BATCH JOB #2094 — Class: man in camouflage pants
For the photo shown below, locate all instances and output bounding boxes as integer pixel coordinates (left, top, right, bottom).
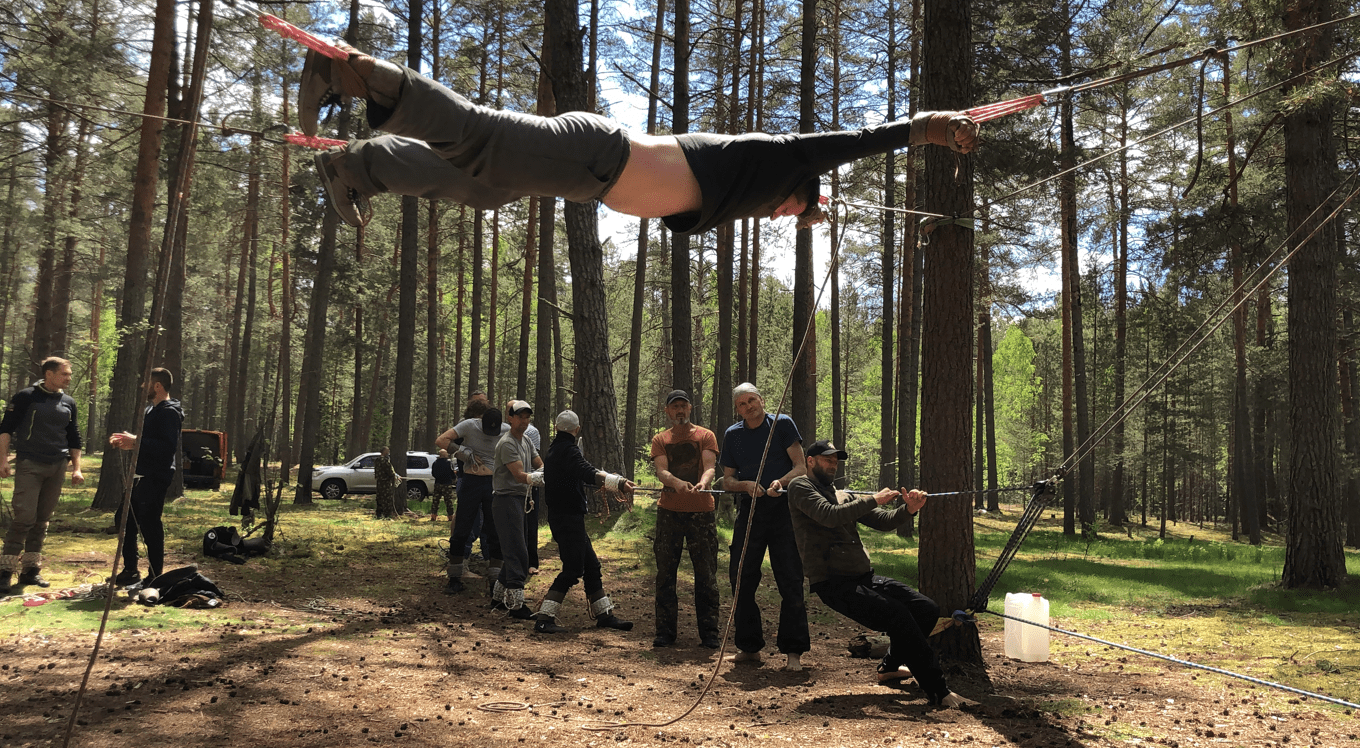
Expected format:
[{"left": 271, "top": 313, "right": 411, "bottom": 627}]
[
  {"left": 649, "top": 390, "right": 722, "bottom": 649},
  {"left": 374, "top": 446, "right": 398, "bottom": 518}
]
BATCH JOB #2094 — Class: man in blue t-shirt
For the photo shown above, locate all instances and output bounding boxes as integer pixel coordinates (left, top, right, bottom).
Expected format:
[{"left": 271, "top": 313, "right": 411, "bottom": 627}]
[{"left": 719, "top": 382, "right": 810, "bottom": 671}]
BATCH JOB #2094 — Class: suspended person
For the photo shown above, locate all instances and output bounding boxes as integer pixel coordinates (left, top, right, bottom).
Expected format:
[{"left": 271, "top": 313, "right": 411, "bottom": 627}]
[
  {"left": 296, "top": 46, "right": 978, "bottom": 231},
  {"left": 649, "top": 389, "right": 722, "bottom": 649},
  {"left": 430, "top": 448, "right": 456, "bottom": 522},
  {"left": 436, "top": 403, "right": 509, "bottom": 593},
  {"left": 786, "top": 440, "right": 973, "bottom": 708},
  {"left": 488, "top": 400, "right": 543, "bottom": 619},
  {"left": 0, "top": 357, "right": 84, "bottom": 593},
  {"left": 720, "top": 382, "right": 809, "bottom": 671},
  {"left": 533, "top": 409, "right": 636, "bottom": 634},
  {"left": 108, "top": 367, "right": 185, "bottom": 588}
]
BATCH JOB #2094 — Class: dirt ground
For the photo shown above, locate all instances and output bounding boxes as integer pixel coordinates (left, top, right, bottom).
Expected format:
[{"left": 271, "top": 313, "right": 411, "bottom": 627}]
[{"left": 2, "top": 535, "right": 1357, "bottom": 748}]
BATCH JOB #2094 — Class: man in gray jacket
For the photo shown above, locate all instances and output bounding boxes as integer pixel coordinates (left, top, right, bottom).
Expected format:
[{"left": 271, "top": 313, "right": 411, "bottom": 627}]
[{"left": 786, "top": 440, "right": 970, "bottom": 708}]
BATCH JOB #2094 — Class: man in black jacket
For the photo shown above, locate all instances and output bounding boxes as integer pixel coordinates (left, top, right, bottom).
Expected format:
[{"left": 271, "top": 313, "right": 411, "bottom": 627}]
[
  {"left": 533, "top": 409, "right": 635, "bottom": 634},
  {"left": 108, "top": 368, "right": 185, "bottom": 588},
  {"left": 430, "top": 448, "right": 456, "bottom": 522},
  {"left": 0, "top": 357, "right": 84, "bottom": 593},
  {"left": 297, "top": 46, "right": 978, "bottom": 231}
]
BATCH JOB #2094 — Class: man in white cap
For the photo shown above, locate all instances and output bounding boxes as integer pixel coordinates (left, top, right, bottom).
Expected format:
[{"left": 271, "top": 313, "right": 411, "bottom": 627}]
[
  {"left": 533, "top": 409, "right": 636, "bottom": 634},
  {"left": 488, "top": 400, "right": 544, "bottom": 619},
  {"left": 786, "top": 439, "right": 972, "bottom": 708}
]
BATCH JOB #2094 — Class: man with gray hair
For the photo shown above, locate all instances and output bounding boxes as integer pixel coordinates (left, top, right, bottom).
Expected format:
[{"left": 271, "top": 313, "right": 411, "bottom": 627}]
[
  {"left": 719, "top": 382, "right": 810, "bottom": 671},
  {"left": 533, "top": 409, "right": 636, "bottom": 634}
]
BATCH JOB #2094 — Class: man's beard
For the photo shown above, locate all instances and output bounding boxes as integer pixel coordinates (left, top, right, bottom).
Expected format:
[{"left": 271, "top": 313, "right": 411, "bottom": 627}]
[
  {"left": 670, "top": 415, "right": 690, "bottom": 426},
  {"left": 811, "top": 466, "right": 836, "bottom": 485}
]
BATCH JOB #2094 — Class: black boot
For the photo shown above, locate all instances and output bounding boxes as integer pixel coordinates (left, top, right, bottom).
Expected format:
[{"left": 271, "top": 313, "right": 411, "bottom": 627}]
[
  {"left": 0, "top": 571, "right": 11, "bottom": 594},
  {"left": 114, "top": 567, "right": 142, "bottom": 588},
  {"left": 534, "top": 618, "right": 569, "bottom": 634},
  {"left": 595, "top": 613, "right": 633, "bottom": 631},
  {"left": 18, "top": 568, "right": 48, "bottom": 588}
]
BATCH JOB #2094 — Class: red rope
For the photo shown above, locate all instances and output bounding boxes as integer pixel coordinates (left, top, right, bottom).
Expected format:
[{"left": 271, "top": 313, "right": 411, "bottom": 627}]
[
  {"left": 258, "top": 14, "right": 348, "bottom": 59},
  {"left": 965, "top": 93, "right": 1046, "bottom": 123}
]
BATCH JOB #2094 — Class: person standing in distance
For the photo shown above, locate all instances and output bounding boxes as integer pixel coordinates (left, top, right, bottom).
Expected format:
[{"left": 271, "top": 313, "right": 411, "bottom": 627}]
[
  {"left": 108, "top": 367, "right": 184, "bottom": 588},
  {"left": 649, "top": 389, "right": 721, "bottom": 649},
  {"left": 0, "top": 357, "right": 84, "bottom": 593},
  {"left": 719, "top": 382, "right": 810, "bottom": 671}
]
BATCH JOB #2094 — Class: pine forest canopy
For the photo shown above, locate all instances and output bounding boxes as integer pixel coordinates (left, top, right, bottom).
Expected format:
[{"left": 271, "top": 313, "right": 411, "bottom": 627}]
[{"left": 0, "top": 0, "right": 1354, "bottom": 589}]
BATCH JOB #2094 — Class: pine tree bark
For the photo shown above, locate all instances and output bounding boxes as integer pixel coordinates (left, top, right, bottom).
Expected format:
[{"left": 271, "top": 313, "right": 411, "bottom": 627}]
[
  {"left": 670, "top": 0, "right": 694, "bottom": 406},
  {"left": 878, "top": 0, "right": 897, "bottom": 491},
  {"left": 1281, "top": 0, "right": 1344, "bottom": 588},
  {"left": 790, "top": 0, "right": 817, "bottom": 439},
  {"left": 544, "top": 0, "right": 624, "bottom": 474},
  {"left": 918, "top": 0, "right": 979, "bottom": 663},
  {"left": 91, "top": 0, "right": 177, "bottom": 510},
  {"left": 895, "top": 0, "right": 921, "bottom": 539}
]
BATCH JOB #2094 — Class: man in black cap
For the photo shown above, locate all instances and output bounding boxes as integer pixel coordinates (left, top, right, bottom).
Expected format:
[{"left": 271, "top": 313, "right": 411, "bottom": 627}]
[
  {"left": 786, "top": 439, "right": 972, "bottom": 708},
  {"left": 436, "top": 406, "right": 509, "bottom": 593},
  {"left": 296, "top": 46, "right": 978, "bottom": 231},
  {"left": 648, "top": 389, "right": 721, "bottom": 648},
  {"left": 533, "top": 409, "right": 636, "bottom": 634}
]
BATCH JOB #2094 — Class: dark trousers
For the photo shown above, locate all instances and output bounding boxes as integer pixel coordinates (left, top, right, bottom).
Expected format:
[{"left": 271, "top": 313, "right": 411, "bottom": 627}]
[
  {"left": 729, "top": 496, "right": 810, "bottom": 654},
  {"left": 546, "top": 512, "right": 602, "bottom": 597},
  {"left": 120, "top": 475, "right": 170, "bottom": 578},
  {"left": 341, "top": 69, "right": 630, "bottom": 208},
  {"left": 812, "top": 573, "right": 949, "bottom": 700},
  {"left": 449, "top": 474, "right": 500, "bottom": 565},
  {"left": 654, "top": 507, "right": 720, "bottom": 642}
]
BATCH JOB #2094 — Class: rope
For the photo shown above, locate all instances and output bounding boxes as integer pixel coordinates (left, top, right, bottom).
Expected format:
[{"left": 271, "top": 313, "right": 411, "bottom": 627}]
[
  {"left": 61, "top": 1, "right": 221, "bottom": 744},
  {"left": 1061, "top": 167, "right": 1360, "bottom": 478},
  {"left": 985, "top": 611, "right": 1360, "bottom": 711},
  {"left": 0, "top": 90, "right": 345, "bottom": 149}
]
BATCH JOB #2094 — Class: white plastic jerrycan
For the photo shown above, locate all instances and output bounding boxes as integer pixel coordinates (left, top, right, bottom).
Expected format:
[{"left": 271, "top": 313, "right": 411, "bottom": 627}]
[{"left": 1003, "top": 592, "right": 1050, "bottom": 662}]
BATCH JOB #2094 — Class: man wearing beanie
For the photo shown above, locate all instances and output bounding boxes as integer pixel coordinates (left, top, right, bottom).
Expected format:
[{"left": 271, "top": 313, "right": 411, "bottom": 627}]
[
  {"left": 533, "top": 409, "right": 636, "bottom": 634},
  {"left": 649, "top": 390, "right": 721, "bottom": 648}
]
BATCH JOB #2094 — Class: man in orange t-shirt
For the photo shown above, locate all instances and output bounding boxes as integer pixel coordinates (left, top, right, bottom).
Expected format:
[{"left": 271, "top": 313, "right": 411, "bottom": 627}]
[{"left": 649, "top": 390, "right": 721, "bottom": 648}]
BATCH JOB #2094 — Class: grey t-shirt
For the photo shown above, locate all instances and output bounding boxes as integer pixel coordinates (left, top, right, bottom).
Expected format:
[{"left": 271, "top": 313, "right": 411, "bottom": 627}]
[
  {"left": 453, "top": 418, "right": 510, "bottom": 474},
  {"left": 493, "top": 431, "right": 538, "bottom": 496}
]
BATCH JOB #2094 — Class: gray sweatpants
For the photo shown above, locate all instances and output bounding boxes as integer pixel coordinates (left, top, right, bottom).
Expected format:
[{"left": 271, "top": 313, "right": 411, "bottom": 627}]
[
  {"left": 337, "top": 68, "right": 631, "bottom": 209},
  {"left": 492, "top": 490, "right": 532, "bottom": 591}
]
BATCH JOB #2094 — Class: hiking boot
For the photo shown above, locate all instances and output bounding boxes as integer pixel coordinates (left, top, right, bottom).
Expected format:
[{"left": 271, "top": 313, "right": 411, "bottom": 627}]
[
  {"left": 18, "top": 568, "right": 49, "bottom": 588},
  {"left": 444, "top": 578, "right": 465, "bottom": 594},
  {"left": 0, "top": 571, "right": 11, "bottom": 594},
  {"left": 299, "top": 48, "right": 405, "bottom": 136},
  {"left": 699, "top": 636, "right": 721, "bottom": 649},
  {"left": 652, "top": 635, "right": 675, "bottom": 648},
  {"left": 314, "top": 149, "right": 372, "bottom": 228},
  {"left": 595, "top": 613, "right": 633, "bottom": 631},
  {"left": 114, "top": 567, "right": 142, "bottom": 588},
  {"left": 534, "top": 619, "right": 569, "bottom": 634},
  {"left": 506, "top": 605, "right": 534, "bottom": 620},
  {"left": 490, "top": 600, "right": 508, "bottom": 611}
]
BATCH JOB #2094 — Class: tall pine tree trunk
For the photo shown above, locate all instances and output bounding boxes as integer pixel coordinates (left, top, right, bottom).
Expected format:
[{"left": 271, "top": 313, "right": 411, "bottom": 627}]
[
  {"left": 790, "top": 0, "right": 817, "bottom": 438},
  {"left": 918, "top": 0, "right": 979, "bottom": 663},
  {"left": 670, "top": 0, "right": 693, "bottom": 407},
  {"left": 1281, "top": 0, "right": 1344, "bottom": 588},
  {"left": 92, "top": 0, "right": 177, "bottom": 510}
]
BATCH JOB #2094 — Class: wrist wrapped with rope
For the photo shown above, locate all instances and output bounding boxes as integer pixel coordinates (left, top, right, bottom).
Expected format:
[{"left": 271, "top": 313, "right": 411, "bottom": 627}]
[{"left": 908, "top": 110, "right": 980, "bottom": 154}]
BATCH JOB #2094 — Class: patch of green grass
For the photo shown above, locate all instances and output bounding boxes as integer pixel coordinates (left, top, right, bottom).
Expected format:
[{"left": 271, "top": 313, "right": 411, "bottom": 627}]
[{"left": 1035, "top": 698, "right": 1096, "bottom": 717}]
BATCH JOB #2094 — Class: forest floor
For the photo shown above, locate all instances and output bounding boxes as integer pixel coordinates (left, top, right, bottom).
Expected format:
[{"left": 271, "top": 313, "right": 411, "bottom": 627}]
[{"left": 2, "top": 463, "right": 1359, "bottom": 748}]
